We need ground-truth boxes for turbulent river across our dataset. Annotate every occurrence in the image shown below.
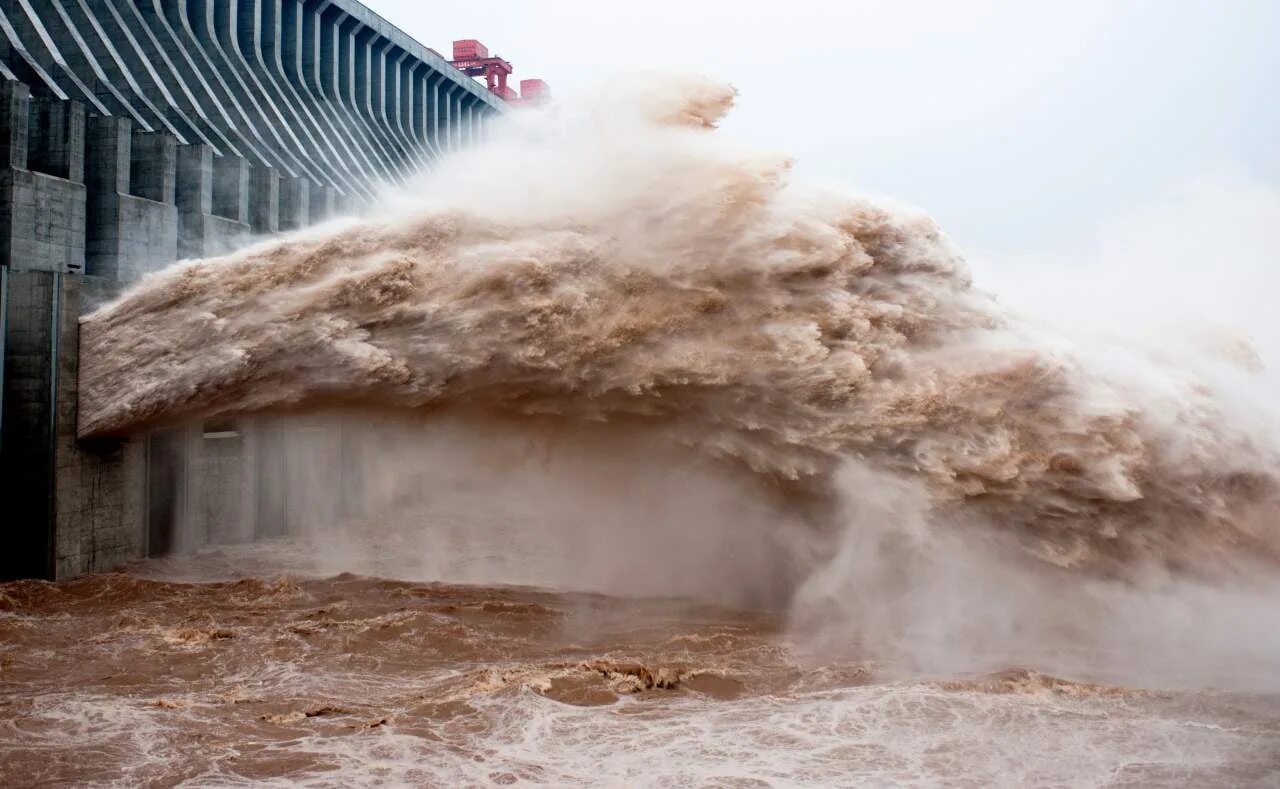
[3,75,1280,786]
[2,539,1278,787]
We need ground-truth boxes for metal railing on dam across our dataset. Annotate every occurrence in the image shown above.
[0,0,506,581]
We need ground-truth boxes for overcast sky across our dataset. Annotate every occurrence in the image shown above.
[367,0,1279,352]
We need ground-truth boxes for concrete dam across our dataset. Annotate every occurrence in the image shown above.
[0,0,520,580]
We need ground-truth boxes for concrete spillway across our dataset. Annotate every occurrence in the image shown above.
[0,0,505,580]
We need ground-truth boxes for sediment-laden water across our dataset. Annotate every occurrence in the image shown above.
[2,543,1278,787]
[16,74,1278,785]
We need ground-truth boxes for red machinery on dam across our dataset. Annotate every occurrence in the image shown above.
[447,38,550,105]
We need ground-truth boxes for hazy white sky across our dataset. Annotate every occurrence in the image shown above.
[366,0,1274,326]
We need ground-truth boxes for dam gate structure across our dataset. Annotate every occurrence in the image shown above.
[0,0,511,580]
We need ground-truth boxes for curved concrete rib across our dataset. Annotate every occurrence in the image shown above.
[40,0,154,126]
[3,0,109,112]
[353,24,409,179]
[317,5,397,194]
[58,0,185,138]
[107,0,240,157]
[385,47,428,177]
[252,0,367,192]
[159,0,282,170]
[92,0,204,144]
[137,0,255,160]
[0,6,66,96]
[291,0,384,189]
[0,0,506,200]
[225,0,351,191]
[190,0,307,177]
[185,0,318,176]
[373,42,423,179]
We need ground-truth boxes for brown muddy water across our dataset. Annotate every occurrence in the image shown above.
[2,542,1278,787]
[17,73,1280,787]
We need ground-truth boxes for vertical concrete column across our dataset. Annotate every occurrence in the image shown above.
[279,176,310,231]
[0,89,87,274]
[0,80,30,170]
[84,115,132,279]
[450,88,464,151]
[129,132,177,204]
[86,118,179,281]
[248,165,280,234]
[28,99,85,182]
[0,95,87,273]
[440,84,456,152]
[181,148,250,258]
[309,182,336,221]
[423,73,441,151]
[85,115,131,197]
[456,95,467,149]
[212,155,250,223]
[176,144,213,259]
[408,69,422,142]
[176,144,214,218]
[336,190,364,216]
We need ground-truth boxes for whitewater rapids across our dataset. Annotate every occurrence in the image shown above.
[79,75,1280,580]
[3,547,1278,787]
[8,73,1280,784]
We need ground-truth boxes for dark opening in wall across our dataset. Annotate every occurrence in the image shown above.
[26,99,83,181]
[146,428,184,558]
[128,131,177,203]
[212,155,248,221]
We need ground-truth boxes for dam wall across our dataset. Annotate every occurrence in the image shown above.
[0,0,504,580]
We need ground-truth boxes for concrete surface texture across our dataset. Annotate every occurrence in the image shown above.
[0,0,500,579]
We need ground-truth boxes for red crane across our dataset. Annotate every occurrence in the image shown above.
[448,40,548,104]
